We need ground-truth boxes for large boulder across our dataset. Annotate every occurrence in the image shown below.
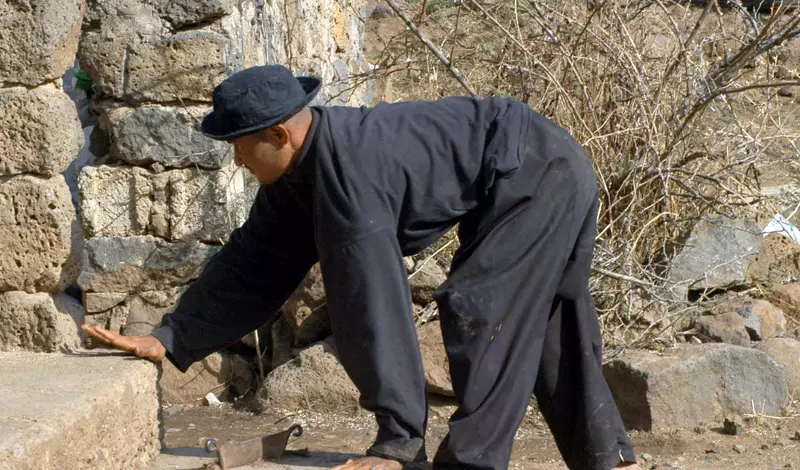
[79,164,249,242]
[417,321,454,397]
[77,236,220,293]
[603,344,789,431]
[100,104,230,170]
[0,175,76,293]
[259,338,359,411]
[282,264,331,347]
[747,234,800,286]
[0,0,83,86]
[755,338,800,396]
[0,85,84,176]
[668,216,762,296]
[0,292,83,352]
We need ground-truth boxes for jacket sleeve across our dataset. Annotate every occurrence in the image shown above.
[151,184,317,372]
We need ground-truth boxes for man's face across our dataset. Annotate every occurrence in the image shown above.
[231,129,291,185]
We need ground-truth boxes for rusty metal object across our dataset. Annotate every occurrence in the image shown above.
[204,424,303,469]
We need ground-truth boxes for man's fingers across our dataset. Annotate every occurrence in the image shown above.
[81,324,136,352]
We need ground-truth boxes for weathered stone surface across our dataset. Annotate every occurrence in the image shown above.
[283,264,331,347]
[410,262,448,305]
[0,292,82,353]
[259,338,359,411]
[101,104,230,169]
[748,235,800,286]
[695,312,751,347]
[151,0,234,27]
[669,216,762,294]
[83,292,128,314]
[79,0,266,103]
[0,351,159,470]
[771,282,800,316]
[603,344,789,431]
[123,286,186,336]
[0,0,83,86]
[79,164,248,242]
[271,315,294,370]
[0,175,75,293]
[736,299,786,340]
[77,236,220,293]
[0,85,84,176]
[159,352,253,404]
[755,338,800,395]
[418,321,453,397]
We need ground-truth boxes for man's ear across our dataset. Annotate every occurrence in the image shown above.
[266,125,290,148]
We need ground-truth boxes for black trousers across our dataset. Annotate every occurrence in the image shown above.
[332,135,636,469]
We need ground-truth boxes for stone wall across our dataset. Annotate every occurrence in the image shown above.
[74,0,374,342]
[0,0,86,352]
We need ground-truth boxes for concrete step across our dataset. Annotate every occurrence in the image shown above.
[0,350,160,470]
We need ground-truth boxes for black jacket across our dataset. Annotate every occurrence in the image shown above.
[152,96,540,371]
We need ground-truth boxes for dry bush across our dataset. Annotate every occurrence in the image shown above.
[361,0,800,353]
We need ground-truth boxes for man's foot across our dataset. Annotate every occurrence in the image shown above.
[330,456,403,470]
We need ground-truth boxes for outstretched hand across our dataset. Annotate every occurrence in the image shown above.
[81,324,167,363]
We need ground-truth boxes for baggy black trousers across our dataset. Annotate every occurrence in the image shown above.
[328,134,636,469]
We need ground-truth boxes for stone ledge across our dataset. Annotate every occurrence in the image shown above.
[0,351,160,470]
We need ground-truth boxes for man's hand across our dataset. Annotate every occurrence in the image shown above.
[81,325,167,363]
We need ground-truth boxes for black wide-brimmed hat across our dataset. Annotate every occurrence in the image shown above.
[201,65,322,141]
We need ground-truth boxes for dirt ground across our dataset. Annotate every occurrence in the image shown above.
[161,400,800,469]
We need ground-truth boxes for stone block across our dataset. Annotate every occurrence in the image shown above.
[79,164,248,242]
[151,0,235,27]
[0,292,82,353]
[124,287,187,336]
[79,1,266,103]
[283,264,330,347]
[77,235,220,293]
[0,351,159,470]
[101,104,230,169]
[259,338,359,411]
[0,175,75,293]
[755,338,800,396]
[603,344,788,431]
[0,84,84,176]
[418,321,453,397]
[0,0,83,86]
[668,216,762,295]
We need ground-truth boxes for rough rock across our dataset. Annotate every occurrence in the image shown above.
[770,282,800,316]
[409,262,448,305]
[0,351,160,470]
[417,321,454,397]
[259,338,359,411]
[159,352,253,404]
[101,104,230,169]
[0,175,75,293]
[0,292,82,353]
[283,264,331,347]
[695,312,751,347]
[0,85,84,176]
[271,315,294,370]
[603,344,789,431]
[735,299,786,340]
[79,0,266,103]
[669,216,762,295]
[83,292,128,313]
[748,235,800,286]
[121,286,187,336]
[79,164,248,242]
[151,0,234,27]
[77,236,220,293]
[755,338,800,395]
[0,0,83,86]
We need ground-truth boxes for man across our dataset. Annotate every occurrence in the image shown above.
[83,65,640,470]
